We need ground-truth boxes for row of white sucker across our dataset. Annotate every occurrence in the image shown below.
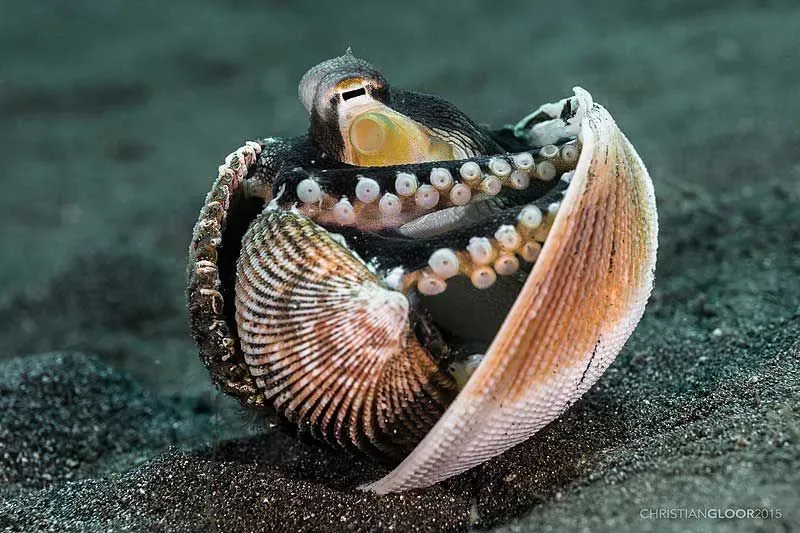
[399,165,576,295]
[294,142,580,225]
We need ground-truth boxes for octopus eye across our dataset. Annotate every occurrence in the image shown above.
[332,78,369,104]
[341,86,367,101]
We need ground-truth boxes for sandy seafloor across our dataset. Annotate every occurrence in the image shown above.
[0,1,798,531]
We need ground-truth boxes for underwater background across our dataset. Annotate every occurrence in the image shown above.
[1,0,798,531]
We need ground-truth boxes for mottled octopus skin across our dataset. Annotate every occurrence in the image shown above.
[187,59,657,492]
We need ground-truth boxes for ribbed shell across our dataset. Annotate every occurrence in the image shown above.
[235,209,457,459]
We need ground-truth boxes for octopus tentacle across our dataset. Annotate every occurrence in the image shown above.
[327,174,570,293]
[272,141,579,231]
[400,195,563,296]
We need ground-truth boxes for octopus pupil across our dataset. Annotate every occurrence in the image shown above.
[342,87,367,100]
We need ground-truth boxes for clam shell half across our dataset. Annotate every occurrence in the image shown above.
[235,208,458,459]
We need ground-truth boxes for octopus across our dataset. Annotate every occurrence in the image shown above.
[187,52,658,494]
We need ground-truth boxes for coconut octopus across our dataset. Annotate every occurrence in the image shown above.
[187,52,658,494]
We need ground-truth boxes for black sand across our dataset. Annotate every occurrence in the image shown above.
[1,1,798,531]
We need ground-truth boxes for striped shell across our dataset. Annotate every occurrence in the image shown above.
[236,210,457,459]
